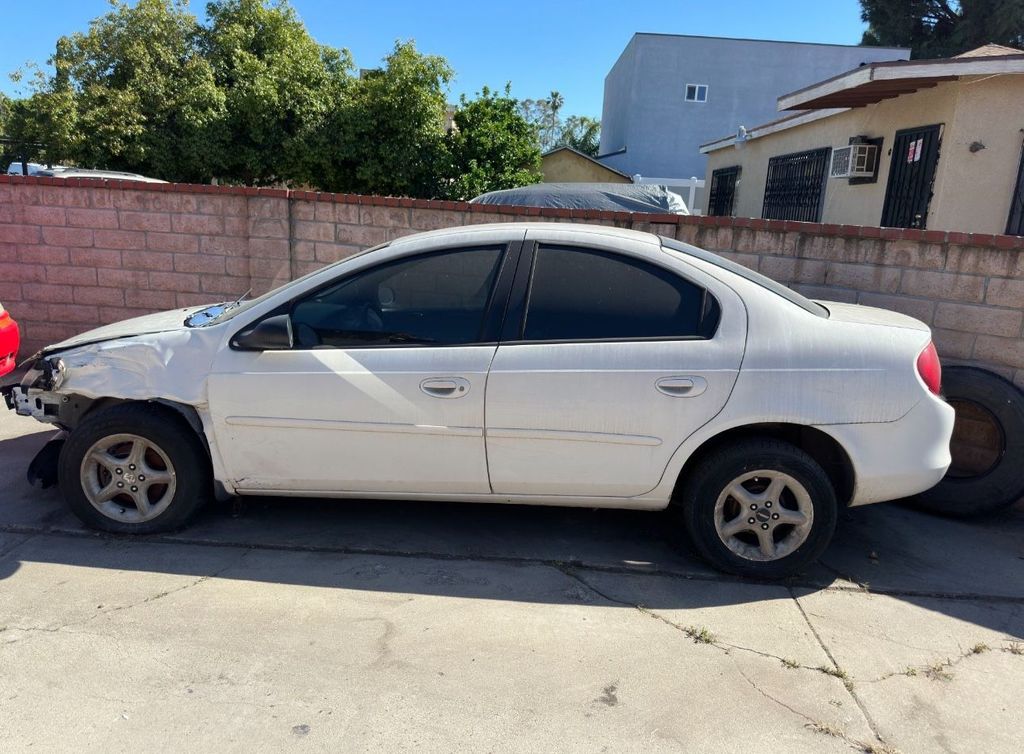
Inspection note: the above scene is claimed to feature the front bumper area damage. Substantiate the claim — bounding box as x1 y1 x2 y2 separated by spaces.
2 355 71 422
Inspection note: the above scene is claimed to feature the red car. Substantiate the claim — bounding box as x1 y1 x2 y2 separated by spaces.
0 301 19 377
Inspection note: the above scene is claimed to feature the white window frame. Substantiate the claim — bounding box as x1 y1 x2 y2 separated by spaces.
685 84 708 103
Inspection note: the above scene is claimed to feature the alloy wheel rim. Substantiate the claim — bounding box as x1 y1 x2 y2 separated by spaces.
713 470 814 562
79 433 177 524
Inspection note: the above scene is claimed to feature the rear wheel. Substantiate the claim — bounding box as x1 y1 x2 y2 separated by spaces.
59 403 211 534
679 439 838 579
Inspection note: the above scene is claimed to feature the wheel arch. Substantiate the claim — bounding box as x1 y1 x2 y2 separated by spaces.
671 423 856 507
80 397 235 499
78 396 203 440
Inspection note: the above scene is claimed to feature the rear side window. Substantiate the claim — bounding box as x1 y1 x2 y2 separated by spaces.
520 245 718 342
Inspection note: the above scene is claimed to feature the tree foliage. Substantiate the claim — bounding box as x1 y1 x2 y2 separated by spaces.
861 0 1024 58
204 0 351 185
318 41 452 197
50 0 224 181
443 85 542 200
557 115 601 156
2 0 548 197
519 91 601 155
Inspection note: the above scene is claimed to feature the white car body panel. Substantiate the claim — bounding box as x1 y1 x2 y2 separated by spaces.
208 346 495 494
484 226 747 497
11 223 954 511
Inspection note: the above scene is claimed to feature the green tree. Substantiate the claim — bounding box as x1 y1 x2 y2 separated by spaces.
38 0 226 181
520 90 564 152
519 92 601 155
319 40 453 197
0 92 9 137
203 0 352 185
4 60 80 168
861 0 1024 58
442 85 542 200
557 115 601 156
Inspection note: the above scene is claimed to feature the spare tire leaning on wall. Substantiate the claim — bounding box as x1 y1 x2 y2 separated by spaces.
909 366 1024 517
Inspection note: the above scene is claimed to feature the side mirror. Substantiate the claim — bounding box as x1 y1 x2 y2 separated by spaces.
231 314 293 351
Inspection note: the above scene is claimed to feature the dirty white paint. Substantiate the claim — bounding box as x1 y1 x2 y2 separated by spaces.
11 223 954 509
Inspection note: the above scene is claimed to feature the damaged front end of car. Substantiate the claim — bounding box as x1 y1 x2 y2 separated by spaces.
2 325 222 491
2 353 74 488
3 354 70 420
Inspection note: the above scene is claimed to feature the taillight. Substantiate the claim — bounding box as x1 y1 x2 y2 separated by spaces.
916 341 942 395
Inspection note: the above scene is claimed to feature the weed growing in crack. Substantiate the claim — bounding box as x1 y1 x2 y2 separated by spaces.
969 643 990 655
902 666 918 677
1005 641 1023 656
816 664 854 691
817 664 848 680
924 659 953 681
781 657 800 669
683 625 715 644
862 743 903 754
806 721 844 737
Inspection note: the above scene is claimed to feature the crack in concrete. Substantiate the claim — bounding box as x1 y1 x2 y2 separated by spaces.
3 522 1022 604
0 532 36 561
733 661 818 726
0 548 251 649
789 586 895 753
556 564 877 746
860 640 1022 684
557 561 1010 754
558 565 842 674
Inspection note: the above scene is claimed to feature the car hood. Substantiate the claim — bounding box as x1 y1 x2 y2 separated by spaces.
816 301 930 332
41 306 210 355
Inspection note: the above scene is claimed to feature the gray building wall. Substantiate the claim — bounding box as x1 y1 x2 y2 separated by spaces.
599 34 908 181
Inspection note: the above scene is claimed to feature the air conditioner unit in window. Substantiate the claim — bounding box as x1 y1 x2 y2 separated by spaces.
830 144 878 179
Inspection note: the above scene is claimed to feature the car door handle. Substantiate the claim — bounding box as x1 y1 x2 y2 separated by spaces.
656 376 708 397
420 377 471 398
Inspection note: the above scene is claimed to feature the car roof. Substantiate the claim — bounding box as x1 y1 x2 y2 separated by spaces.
387 222 661 248
35 168 167 183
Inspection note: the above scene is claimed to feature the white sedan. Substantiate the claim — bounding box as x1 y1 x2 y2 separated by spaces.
4 223 954 578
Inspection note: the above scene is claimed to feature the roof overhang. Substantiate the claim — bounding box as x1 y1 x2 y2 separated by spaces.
700 109 848 153
779 54 1024 110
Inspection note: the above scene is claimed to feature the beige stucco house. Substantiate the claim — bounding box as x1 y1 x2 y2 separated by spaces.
701 45 1024 235
540 146 632 184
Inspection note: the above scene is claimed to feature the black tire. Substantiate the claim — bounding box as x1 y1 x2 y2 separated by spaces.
908 366 1024 517
679 438 838 579
58 402 211 534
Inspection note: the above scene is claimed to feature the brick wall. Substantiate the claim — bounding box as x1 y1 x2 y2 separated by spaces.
1 174 1023 389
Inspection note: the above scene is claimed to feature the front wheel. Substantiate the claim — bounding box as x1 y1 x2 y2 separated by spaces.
58 403 211 534
679 438 838 579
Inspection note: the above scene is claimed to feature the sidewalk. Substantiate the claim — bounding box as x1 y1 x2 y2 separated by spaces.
1 410 1021 752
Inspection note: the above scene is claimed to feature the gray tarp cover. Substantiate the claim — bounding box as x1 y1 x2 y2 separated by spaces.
470 182 690 214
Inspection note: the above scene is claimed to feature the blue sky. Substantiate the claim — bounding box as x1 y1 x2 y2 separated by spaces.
1 0 870 116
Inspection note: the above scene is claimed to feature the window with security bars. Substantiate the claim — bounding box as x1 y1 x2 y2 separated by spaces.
1007 142 1024 236
708 166 740 216
761 147 831 222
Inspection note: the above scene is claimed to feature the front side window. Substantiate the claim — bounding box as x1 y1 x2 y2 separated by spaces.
520 246 717 342
685 84 708 102
290 246 503 348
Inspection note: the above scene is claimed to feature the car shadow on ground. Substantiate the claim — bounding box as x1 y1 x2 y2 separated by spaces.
0 429 1021 632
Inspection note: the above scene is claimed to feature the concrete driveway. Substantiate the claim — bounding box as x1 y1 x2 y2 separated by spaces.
0 409 1021 753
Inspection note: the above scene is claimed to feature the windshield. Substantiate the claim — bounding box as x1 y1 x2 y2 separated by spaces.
660 236 828 318
186 242 391 327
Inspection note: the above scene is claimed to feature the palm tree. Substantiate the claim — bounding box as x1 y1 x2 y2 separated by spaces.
545 90 563 150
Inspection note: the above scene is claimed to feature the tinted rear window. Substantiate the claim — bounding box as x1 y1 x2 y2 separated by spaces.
521 245 718 341
660 236 828 317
